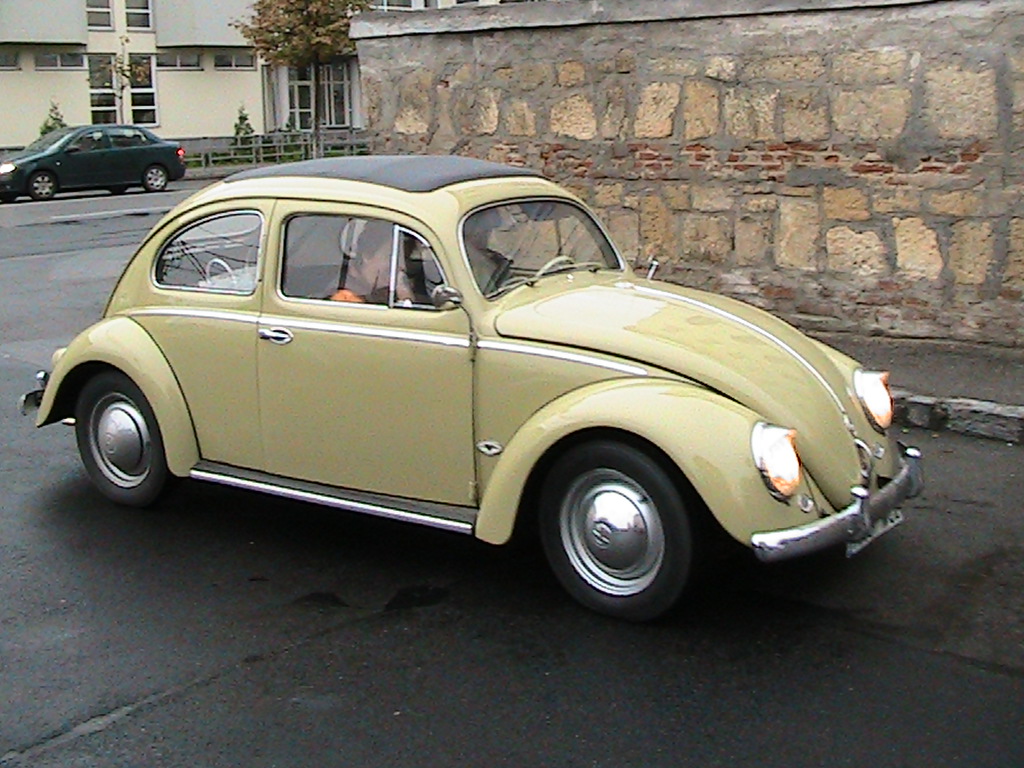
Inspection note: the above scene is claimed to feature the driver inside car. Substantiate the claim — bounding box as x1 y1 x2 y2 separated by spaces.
331 220 415 305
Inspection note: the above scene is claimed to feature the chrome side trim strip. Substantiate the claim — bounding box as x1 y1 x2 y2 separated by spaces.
477 339 647 376
190 461 476 535
258 314 472 348
129 307 260 325
634 285 849 418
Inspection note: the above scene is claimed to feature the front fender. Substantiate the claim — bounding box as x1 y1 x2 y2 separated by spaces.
37 316 199 477
474 378 824 547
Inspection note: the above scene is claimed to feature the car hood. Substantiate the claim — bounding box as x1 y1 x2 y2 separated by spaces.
0 149 37 164
494 280 867 505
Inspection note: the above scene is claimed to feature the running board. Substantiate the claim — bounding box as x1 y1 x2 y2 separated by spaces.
190 460 477 535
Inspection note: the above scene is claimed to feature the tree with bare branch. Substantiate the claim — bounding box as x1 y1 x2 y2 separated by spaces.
234 0 368 158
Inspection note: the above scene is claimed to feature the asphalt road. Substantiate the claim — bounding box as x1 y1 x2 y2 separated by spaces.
1 192 1022 767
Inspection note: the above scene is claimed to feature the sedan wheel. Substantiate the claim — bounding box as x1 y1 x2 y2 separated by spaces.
28 171 57 201
539 440 695 621
142 164 168 192
75 371 170 507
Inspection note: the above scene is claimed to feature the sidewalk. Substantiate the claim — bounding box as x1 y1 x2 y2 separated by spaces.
814 332 1024 443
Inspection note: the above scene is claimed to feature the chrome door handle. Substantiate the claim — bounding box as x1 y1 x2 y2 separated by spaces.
258 326 293 345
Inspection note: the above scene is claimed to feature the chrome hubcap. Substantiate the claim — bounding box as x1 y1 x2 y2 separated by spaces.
146 168 166 189
32 176 54 197
89 394 151 488
559 469 664 596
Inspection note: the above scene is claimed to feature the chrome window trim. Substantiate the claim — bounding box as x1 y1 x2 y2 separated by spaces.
458 197 627 300
477 339 647 376
152 209 265 296
633 285 851 420
259 314 472 349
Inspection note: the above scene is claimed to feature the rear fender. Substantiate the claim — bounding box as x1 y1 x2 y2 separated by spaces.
38 316 199 477
474 378 821 547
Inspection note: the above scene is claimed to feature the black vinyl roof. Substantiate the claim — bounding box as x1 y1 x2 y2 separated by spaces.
225 155 543 193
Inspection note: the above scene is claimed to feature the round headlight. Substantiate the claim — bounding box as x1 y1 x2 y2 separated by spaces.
854 369 893 432
751 422 801 501
0 162 16 175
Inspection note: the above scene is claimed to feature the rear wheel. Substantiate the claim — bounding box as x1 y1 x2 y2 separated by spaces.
74 371 170 507
28 171 57 201
539 440 695 621
142 164 168 192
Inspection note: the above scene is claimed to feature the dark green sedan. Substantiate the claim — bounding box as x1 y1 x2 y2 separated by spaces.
0 124 186 203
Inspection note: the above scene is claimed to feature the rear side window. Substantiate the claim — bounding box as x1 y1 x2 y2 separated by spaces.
108 127 150 147
154 212 262 294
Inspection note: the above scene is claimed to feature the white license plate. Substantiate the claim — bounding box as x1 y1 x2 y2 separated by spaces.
846 508 904 557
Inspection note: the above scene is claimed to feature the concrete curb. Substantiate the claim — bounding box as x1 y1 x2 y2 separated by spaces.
893 389 1024 443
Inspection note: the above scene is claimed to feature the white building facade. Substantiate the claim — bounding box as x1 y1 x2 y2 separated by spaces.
0 0 369 147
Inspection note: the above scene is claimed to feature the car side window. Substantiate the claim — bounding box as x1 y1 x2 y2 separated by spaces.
109 128 148 148
69 130 109 152
154 211 262 294
281 214 444 309
397 227 446 308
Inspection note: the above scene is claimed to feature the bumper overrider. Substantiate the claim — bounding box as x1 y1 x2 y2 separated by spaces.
751 443 923 563
19 370 48 416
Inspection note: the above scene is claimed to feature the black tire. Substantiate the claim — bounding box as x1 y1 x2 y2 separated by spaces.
28 170 57 201
539 440 695 621
74 371 170 507
142 164 168 192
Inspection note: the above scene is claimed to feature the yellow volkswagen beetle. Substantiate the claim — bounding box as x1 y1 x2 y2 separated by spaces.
21 156 922 621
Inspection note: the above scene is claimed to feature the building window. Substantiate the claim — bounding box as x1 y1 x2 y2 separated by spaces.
371 0 419 10
214 51 255 70
35 52 86 69
88 55 117 123
0 49 19 70
156 50 201 70
126 0 152 29
87 0 112 29
129 54 157 124
287 59 357 130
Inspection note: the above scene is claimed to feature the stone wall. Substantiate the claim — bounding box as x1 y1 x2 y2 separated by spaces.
351 0 1024 347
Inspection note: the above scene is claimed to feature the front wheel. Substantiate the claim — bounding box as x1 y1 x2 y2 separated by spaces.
74 371 170 507
142 164 168 192
28 170 57 201
539 440 695 621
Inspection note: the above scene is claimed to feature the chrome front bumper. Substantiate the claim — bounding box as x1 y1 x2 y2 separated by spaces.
19 370 48 416
751 443 923 563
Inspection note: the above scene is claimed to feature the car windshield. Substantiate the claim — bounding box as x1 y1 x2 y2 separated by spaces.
463 200 622 298
23 127 77 153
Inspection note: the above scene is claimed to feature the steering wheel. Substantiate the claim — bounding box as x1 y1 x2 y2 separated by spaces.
204 257 238 288
484 257 513 295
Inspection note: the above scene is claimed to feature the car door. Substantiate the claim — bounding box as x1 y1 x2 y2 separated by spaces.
134 205 268 469
59 128 115 188
257 203 476 506
105 126 149 185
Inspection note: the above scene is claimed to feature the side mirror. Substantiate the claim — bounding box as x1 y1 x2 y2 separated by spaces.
430 284 463 309
64 145 81 154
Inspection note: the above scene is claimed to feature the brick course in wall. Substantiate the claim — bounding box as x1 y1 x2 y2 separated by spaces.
352 0 1024 347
